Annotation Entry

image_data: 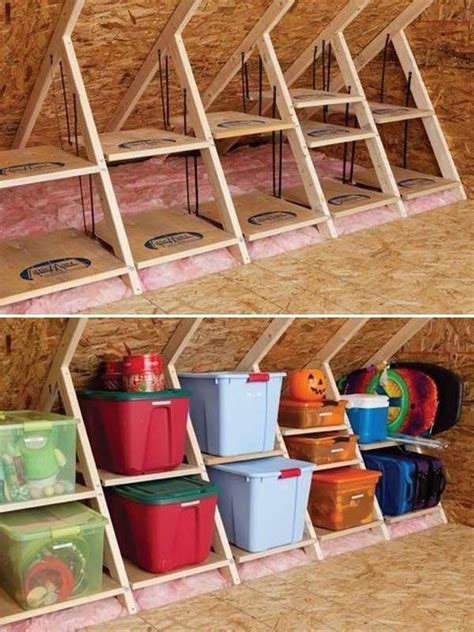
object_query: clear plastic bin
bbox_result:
[286,433,357,465]
[0,502,107,610]
[178,372,285,456]
[278,400,347,429]
[309,467,381,531]
[0,411,77,505]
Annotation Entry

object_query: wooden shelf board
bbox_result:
[202,449,284,465]
[280,424,348,436]
[384,505,442,525]
[98,127,209,162]
[356,166,459,201]
[99,463,202,487]
[313,459,360,471]
[291,88,364,108]
[0,484,95,513]
[284,180,398,218]
[249,88,363,108]
[231,538,315,564]
[300,121,374,148]
[368,102,434,124]
[0,574,124,625]
[96,207,238,269]
[0,145,99,189]
[359,440,398,451]
[207,111,293,140]
[124,552,229,589]
[0,228,128,307]
[199,192,327,241]
[316,520,384,541]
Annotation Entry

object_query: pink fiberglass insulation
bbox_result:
[2,514,445,631]
[0,145,461,313]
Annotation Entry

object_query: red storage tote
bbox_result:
[107,477,218,573]
[78,389,190,475]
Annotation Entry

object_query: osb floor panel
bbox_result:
[88,201,474,315]
[87,524,474,631]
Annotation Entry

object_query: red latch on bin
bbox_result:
[247,373,270,382]
[279,468,301,479]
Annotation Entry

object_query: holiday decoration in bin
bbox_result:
[286,432,357,466]
[0,502,107,610]
[78,389,190,475]
[278,368,346,429]
[208,456,314,552]
[343,394,389,444]
[0,411,77,504]
[107,477,218,573]
[309,467,381,531]
[102,354,165,392]
[178,372,286,456]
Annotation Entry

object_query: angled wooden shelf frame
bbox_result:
[0,319,137,626]
[103,0,250,270]
[279,0,407,221]
[0,0,143,309]
[199,0,338,241]
[339,0,466,202]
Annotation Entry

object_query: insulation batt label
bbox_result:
[328,194,370,206]
[20,258,92,281]
[248,211,298,225]
[118,139,177,149]
[145,232,204,249]
[0,161,66,176]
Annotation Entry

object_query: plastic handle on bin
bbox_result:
[152,401,172,407]
[247,373,270,382]
[351,494,365,500]
[330,448,344,453]
[279,468,301,479]
[24,421,53,432]
[181,500,200,507]
[320,412,333,418]
[51,526,81,539]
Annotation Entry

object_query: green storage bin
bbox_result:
[0,411,77,505]
[0,502,107,610]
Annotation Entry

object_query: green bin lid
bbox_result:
[0,410,78,429]
[77,389,190,401]
[0,502,107,542]
[111,476,218,505]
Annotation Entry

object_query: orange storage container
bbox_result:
[286,433,357,466]
[309,467,381,531]
[278,399,346,429]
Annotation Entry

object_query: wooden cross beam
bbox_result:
[106,0,203,132]
[284,0,369,87]
[202,0,295,110]
[13,0,87,149]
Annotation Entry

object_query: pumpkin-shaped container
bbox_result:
[287,369,327,402]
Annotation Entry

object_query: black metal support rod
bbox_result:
[258,56,263,115]
[403,71,413,169]
[380,34,390,103]
[241,52,247,113]
[312,45,318,90]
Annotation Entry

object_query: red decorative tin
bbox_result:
[103,360,123,391]
[122,354,165,392]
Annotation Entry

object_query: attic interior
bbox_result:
[0,316,472,629]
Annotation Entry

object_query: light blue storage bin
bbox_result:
[208,456,314,552]
[178,372,286,456]
[344,394,389,444]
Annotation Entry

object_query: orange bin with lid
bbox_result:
[278,400,346,429]
[309,467,381,531]
[286,433,357,466]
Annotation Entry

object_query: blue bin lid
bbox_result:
[178,372,286,380]
[209,456,314,478]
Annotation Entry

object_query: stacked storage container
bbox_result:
[344,394,389,444]
[78,365,219,575]
[180,371,315,553]
[0,503,107,610]
[0,411,77,504]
